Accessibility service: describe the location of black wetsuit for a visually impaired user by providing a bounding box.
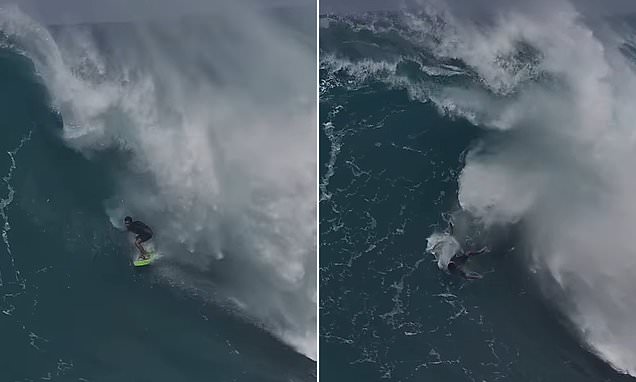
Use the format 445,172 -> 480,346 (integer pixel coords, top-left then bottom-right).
127,221 -> 153,242
447,251 -> 484,279
447,256 -> 469,278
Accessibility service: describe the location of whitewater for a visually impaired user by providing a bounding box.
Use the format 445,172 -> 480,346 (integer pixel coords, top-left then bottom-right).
321,0 -> 636,378
0,2 -> 315,380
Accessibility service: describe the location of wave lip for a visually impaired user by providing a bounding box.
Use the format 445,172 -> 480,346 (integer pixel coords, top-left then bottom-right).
321,1 -> 636,375
0,4 -> 316,360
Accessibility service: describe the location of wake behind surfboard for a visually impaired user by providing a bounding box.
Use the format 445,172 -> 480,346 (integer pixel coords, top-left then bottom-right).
133,252 -> 155,267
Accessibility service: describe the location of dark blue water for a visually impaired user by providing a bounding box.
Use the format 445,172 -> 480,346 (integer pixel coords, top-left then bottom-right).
319,12 -> 634,382
0,9 -> 315,382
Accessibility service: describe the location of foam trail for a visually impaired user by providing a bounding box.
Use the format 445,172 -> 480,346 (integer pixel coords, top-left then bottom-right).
0,5 -> 316,358
0,131 -> 32,288
320,105 -> 344,202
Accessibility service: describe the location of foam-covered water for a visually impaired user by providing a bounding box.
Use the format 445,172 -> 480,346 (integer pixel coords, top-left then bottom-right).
320,2 -> 636,380
0,3 -> 315,380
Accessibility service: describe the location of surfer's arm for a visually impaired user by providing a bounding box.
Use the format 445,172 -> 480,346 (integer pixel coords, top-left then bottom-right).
464,272 -> 482,280
466,247 -> 489,257
447,220 -> 454,235
459,269 -> 482,280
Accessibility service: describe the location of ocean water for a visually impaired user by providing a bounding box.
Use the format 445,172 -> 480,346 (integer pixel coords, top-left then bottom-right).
320,4 -> 636,381
0,4 -> 316,381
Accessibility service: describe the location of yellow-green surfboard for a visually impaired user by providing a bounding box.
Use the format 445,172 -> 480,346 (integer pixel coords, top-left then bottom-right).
133,252 -> 155,267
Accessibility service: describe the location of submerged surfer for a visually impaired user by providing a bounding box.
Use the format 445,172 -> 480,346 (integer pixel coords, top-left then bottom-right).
429,218 -> 489,280
447,247 -> 488,279
124,216 -> 153,259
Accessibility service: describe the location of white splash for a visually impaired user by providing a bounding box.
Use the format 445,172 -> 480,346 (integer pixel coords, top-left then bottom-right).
0,5 -> 316,358
322,0 -> 636,373
426,231 -> 460,271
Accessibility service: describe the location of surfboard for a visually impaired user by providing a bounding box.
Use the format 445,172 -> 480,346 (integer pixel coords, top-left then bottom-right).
133,252 -> 155,267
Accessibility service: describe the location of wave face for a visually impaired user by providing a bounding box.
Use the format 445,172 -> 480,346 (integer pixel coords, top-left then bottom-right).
321,1 -> 636,380
0,3 -> 315,380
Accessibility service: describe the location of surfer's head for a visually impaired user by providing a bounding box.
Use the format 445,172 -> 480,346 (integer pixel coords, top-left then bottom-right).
124,216 -> 133,226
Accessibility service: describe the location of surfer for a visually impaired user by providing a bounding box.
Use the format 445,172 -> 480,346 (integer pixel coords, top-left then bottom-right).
447,247 -> 488,279
428,218 -> 488,280
124,216 -> 153,259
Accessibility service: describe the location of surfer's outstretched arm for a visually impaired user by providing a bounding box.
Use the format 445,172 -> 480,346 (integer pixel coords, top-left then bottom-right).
462,270 -> 482,280
466,246 -> 488,257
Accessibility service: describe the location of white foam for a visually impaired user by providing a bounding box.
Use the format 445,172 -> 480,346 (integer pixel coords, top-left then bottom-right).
426,232 -> 461,271
322,2 -> 636,373
0,5 -> 316,359
443,3 -> 636,374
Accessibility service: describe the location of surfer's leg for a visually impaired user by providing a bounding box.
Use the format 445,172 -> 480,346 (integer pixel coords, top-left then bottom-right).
135,237 -> 149,258
137,233 -> 153,258
134,240 -> 144,254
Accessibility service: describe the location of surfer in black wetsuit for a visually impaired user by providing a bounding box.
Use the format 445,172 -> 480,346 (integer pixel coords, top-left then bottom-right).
442,218 -> 488,280
124,216 -> 153,259
447,247 -> 488,279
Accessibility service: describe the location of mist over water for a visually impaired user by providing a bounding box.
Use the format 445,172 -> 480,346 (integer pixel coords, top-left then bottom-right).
0,2 -> 316,359
444,4 -> 636,374
322,0 -> 636,375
